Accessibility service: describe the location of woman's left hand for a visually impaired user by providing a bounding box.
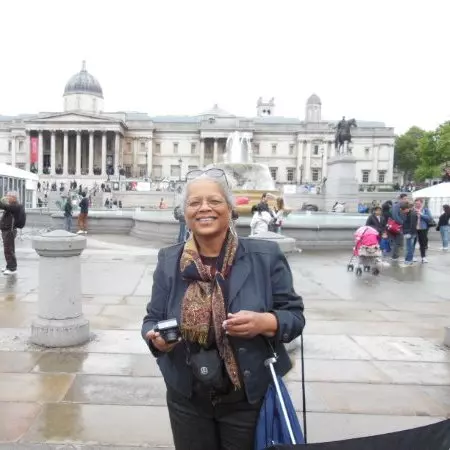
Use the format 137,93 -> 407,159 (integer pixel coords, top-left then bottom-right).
223,311 -> 277,338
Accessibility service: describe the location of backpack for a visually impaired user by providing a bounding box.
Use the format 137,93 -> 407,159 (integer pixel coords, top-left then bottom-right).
15,205 -> 26,229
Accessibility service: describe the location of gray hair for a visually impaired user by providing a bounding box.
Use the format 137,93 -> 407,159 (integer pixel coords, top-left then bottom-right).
179,175 -> 234,215
6,191 -> 18,200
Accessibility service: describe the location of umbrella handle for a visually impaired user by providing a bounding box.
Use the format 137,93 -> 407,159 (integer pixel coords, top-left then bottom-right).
267,361 -> 297,445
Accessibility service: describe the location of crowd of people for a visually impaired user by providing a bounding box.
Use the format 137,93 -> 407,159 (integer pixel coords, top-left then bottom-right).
365,193 -> 449,266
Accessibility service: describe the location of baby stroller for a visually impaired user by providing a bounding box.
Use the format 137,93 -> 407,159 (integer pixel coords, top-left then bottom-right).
347,226 -> 382,276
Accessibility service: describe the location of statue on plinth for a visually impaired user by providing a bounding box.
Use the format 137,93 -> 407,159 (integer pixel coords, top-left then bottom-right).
334,116 -> 357,156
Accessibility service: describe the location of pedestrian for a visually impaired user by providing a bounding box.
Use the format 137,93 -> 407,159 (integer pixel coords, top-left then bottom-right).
366,205 -> 386,236
77,192 -> 89,234
63,197 -> 73,232
401,202 -> 417,266
173,204 -> 187,243
436,204 -> 450,251
0,191 -> 26,275
413,198 -> 433,263
142,169 -> 305,450
389,194 -> 408,261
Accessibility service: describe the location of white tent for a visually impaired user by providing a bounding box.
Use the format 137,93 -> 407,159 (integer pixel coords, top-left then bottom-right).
412,182 -> 450,217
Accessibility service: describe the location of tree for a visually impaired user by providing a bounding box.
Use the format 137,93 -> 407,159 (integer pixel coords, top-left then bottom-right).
415,122 -> 450,181
394,126 -> 425,181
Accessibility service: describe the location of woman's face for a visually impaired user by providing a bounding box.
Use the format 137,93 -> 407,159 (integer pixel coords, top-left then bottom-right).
185,179 -> 231,238
414,200 -> 422,209
374,208 -> 381,216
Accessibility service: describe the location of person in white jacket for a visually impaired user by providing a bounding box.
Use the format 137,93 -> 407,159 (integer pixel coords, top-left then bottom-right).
250,204 -> 272,235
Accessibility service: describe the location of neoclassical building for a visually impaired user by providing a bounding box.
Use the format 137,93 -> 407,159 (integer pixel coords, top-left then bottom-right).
0,62 -> 395,186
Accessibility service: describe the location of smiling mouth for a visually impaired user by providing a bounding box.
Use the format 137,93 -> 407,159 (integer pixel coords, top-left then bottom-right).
196,217 -> 217,223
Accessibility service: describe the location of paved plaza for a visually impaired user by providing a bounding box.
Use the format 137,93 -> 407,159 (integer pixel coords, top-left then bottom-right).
0,234 -> 449,449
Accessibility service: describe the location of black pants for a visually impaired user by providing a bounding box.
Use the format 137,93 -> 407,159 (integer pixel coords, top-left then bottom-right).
166,387 -> 262,450
2,229 -> 17,271
414,229 -> 429,258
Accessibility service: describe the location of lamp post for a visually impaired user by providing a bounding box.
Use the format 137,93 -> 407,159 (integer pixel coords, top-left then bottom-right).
178,158 -> 183,182
300,164 -> 304,185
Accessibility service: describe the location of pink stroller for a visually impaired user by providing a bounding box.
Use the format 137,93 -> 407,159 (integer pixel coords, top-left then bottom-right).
347,226 -> 382,276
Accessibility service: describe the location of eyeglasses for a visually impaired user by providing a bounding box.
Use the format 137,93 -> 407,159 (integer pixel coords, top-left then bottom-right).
185,168 -> 229,186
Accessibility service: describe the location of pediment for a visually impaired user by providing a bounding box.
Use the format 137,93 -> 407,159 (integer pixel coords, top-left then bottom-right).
28,112 -> 117,124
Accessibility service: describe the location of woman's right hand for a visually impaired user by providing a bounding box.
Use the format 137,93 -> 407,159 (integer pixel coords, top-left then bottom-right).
146,329 -> 180,353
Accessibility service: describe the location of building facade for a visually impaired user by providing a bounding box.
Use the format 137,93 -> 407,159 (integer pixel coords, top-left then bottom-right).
0,62 -> 395,186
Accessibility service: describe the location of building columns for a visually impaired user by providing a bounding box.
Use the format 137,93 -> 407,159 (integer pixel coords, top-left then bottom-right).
101,132 -> 107,177
305,140 -> 312,182
63,132 -> 69,176
114,132 -> 120,176
76,131 -> 81,176
296,139 -> 303,184
213,139 -> 218,164
25,132 -> 31,172
371,145 -> 379,183
132,138 -> 138,177
38,131 -> 43,175
200,139 -> 205,168
11,137 -> 16,168
88,131 -> 94,176
146,138 -> 152,178
50,131 -> 56,175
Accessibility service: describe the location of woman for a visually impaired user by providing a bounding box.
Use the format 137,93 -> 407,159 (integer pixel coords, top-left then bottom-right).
401,202 -> 417,266
365,205 -> 386,236
272,197 -> 285,234
141,168 -> 305,450
436,204 -> 450,251
413,198 -> 433,263
249,203 -> 272,235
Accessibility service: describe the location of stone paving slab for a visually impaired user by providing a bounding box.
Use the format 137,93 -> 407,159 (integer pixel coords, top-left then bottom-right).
0,235 -> 448,446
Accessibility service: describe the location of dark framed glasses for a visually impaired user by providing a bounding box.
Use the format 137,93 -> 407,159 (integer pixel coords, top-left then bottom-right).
185,168 -> 229,186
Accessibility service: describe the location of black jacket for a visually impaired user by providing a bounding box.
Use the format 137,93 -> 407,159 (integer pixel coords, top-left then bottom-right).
0,201 -> 22,231
141,238 -> 305,404
402,211 -> 418,236
366,214 -> 386,234
437,212 -> 450,231
79,197 -> 89,214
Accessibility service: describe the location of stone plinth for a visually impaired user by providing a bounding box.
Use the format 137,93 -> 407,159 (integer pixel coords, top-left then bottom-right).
324,156 -> 359,213
31,230 -> 89,347
248,231 -> 297,253
445,327 -> 450,347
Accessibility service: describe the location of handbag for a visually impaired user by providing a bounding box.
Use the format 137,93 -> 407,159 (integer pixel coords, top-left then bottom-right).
188,346 -> 228,390
386,218 -> 402,234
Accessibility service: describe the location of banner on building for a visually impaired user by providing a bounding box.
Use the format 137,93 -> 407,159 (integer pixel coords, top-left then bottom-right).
30,137 -> 38,164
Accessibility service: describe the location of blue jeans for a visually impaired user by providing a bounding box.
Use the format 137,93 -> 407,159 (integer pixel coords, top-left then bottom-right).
405,236 -> 415,262
64,215 -> 73,232
440,225 -> 449,249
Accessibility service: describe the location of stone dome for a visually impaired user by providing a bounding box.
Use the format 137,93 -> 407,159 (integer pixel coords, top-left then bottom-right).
307,93 -> 321,105
64,61 -> 103,98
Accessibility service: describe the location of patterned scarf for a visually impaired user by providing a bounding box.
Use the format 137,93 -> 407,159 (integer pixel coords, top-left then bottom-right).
180,231 -> 241,388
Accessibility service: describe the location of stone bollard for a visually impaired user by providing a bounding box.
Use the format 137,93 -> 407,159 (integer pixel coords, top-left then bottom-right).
31,230 -> 89,347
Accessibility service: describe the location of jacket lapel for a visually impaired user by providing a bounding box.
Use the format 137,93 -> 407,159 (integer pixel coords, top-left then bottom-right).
228,240 -> 251,309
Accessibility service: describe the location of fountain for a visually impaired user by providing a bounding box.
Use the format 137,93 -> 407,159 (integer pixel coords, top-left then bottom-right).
208,131 -> 280,216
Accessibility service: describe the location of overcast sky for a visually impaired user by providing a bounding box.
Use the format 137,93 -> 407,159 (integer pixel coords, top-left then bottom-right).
0,0 -> 448,133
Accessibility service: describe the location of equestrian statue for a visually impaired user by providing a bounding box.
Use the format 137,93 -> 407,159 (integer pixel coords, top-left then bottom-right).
334,116 -> 357,155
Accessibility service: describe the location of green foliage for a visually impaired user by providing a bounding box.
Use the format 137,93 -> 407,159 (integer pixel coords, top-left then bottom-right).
394,126 -> 425,180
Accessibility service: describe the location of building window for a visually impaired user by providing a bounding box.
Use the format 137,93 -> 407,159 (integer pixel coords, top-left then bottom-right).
153,165 -> 162,179
140,141 -> 146,152
271,144 -> 277,155
19,141 -> 24,152
289,144 -> 295,155
8,141 -> 11,152
313,145 -> 319,155
155,143 -> 161,154
362,170 -> 370,183
378,170 -> 386,183
269,167 -> 278,180
16,163 -> 25,170
311,168 -> 320,182
286,167 -> 295,182
253,143 -> 260,155
365,147 -> 370,155
126,142 -> 132,154
188,165 -> 198,171
191,143 -> 196,154
173,142 -> 179,154
125,165 -> 132,177
139,165 -> 147,177
171,165 -> 181,178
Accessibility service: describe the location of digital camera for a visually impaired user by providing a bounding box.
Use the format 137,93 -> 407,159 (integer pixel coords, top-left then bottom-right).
154,318 -> 181,344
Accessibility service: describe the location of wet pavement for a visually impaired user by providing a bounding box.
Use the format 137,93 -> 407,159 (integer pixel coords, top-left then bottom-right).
0,234 -> 449,448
